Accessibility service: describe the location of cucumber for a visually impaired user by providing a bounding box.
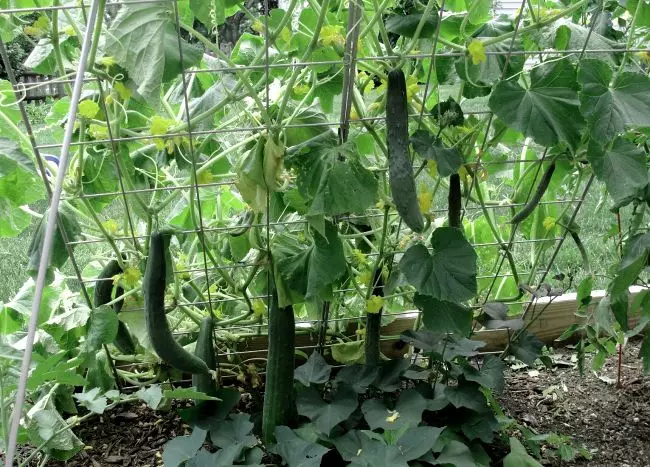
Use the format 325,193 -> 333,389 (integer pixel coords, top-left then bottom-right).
229,209 -> 255,237
262,279 -> 296,444
94,259 -> 136,354
510,161 -> 556,225
386,69 -> 424,233
144,232 -> 209,375
364,266 -> 384,367
192,316 -> 218,397
448,173 -> 462,228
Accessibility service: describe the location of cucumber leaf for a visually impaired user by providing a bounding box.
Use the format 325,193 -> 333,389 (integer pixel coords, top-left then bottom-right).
578,59 -> 650,143
400,227 -> 477,303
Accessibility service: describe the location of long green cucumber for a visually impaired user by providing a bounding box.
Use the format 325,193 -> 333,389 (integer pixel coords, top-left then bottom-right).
192,316 -> 218,396
448,173 -> 462,228
94,259 -> 135,354
386,69 -> 424,233
365,266 -> 384,367
262,280 -> 295,444
510,161 -> 556,225
144,232 -> 209,375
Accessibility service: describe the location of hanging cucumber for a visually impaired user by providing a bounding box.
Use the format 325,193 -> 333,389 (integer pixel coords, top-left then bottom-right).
448,173 -> 462,228
262,276 -> 296,444
229,209 -> 255,237
364,266 -> 385,367
144,232 -> 209,375
192,316 -> 218,397
386,69 -> 424,233
94,259 -> 136,355
510,161 -> 556,225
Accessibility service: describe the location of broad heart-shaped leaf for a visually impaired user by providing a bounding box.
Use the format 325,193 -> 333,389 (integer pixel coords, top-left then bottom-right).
275,221 -> 346,304
162,428 -> 207,467
587,138 -> 648,209
361,389 -> 427,431
444,381 -> 488,412
434,440 -> 476,467
459,356 -> 506,393
410,130 -> 462,177
415,294 -> 473,336
400,227 -> 477,303
106,1 -> 202,102
286,133 -> 378,218
334,364 -> 380,393
503,437 -> 543,467
385,13 -> 439,37
400,330 -> 486,361
26,392 -> 84,461
294,351 -> 332,387
578,59 -> 650,143
209,413 -> 256,449
460,410 -> 500,443
273,425 -> 329,467
27,207 -> 81,281
610,232 -> 650,296
296,383 -> 358,435
489,59 -> 584,150
479,302 -> 525,330
84,305 -> 119,353
510,330 -> 544,365
0,138 -> 45,207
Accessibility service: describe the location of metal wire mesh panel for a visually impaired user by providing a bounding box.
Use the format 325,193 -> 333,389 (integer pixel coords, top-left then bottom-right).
1,0 -> 649,463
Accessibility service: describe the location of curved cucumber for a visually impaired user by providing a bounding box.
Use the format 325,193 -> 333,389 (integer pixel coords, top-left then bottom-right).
510,161 -> 556,225
144,232 -> 209,375
192,316 -> 218,397
262,282 -> 295,444
386,69 -> 424,233
364,266 -> 384,367
94,259 -> 136,354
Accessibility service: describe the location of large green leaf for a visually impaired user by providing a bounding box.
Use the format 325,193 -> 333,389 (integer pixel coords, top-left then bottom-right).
26,393 -> 83,460
609,232 -> 650,296
106,1 -> 203,102
510,330 -> 543,365
0,200 -> 31,237
0,138 -> 44,207
84,305 -> 119,352
587,138 -> 648,209
294,351 -> 332,387
489,59 -> 584,149
435,440 -> 477,467
503,438 -> 543,467
400,227 -> 477,302
27,207 -> 81,280
414,294 -> 473,336
400,330 -> 486,360
275,221 -> 346,303
2,277 -> 61,327
578,59 -> 650,143
162,428 -> 207,467
286,134 -> 378,219
385,13 -> 439,37
361,389 -> 426,431
410,130 -> 462,177
273,426 -> 329,467
459,355 -> 505,393
295,383 -> 358,435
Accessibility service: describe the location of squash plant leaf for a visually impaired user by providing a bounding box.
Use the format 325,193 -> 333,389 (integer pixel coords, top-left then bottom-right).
410,130 -> 462,177
273,426 -> 329,467
578,59 -> 650,143
415,294 -> 473,336
286,133 -> 378,218
587,137 -> 648,209
609,231 -> 650,296
510,330 -> 544,365
106,2 -> 202,102
275,221 -> 346,304
459,355 -> 506,393
401,330 -> 485,360
385,13 -> 439,38
503,437 -> 543,467
162,427 -> 207,467
84,305 -> 119,352
0,138 -> 45,207
435,440 -> 477,467
294,351 -> 332,387
295,383 -> 358,435
209,413 -> 256,448
400,227 -> 477,303
361,389 -> 427,431
489,59 -> 584,150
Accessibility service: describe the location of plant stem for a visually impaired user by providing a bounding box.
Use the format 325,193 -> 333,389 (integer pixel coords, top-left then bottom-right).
87,0 -> 105,69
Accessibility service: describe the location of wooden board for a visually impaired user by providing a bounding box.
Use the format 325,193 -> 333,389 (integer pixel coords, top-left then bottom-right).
216,286 -> 648,363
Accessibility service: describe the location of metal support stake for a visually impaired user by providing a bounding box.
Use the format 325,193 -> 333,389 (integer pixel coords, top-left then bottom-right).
4,0 -> 101,464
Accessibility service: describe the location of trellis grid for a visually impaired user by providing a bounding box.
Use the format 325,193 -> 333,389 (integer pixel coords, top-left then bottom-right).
1,0 -> 644,463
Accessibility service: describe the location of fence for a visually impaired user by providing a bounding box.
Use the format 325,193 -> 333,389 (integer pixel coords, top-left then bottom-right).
1,0 -> 648,463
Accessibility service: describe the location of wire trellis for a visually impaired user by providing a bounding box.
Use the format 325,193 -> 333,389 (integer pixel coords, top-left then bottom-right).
1,0 -> 643,463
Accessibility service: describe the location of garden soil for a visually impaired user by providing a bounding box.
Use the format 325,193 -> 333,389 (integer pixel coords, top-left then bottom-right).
14,343 -> 649,466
